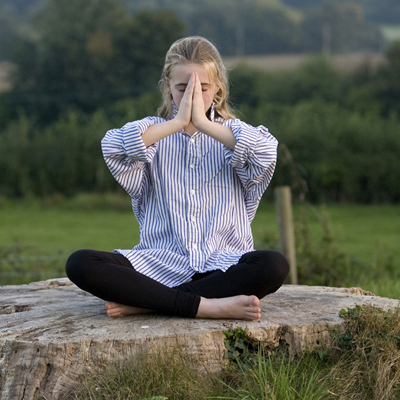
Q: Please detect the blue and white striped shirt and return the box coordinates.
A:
[101,108,278,287]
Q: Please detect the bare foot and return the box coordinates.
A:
[105,301,153,318]
[196,295,261,321]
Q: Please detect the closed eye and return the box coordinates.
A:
[175,84,187,92]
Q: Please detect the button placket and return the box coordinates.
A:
[187,136,199,259]
[186,137,200,271]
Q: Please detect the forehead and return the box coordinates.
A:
[169,63,211,83]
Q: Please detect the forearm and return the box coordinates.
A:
[195,119,237,150]
[141,118,185,147]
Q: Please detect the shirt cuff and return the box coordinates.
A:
[224,119,259,168]
[122,118,158,163]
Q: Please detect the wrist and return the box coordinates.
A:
[170,116,187,132]
[174,114,192,131]
[193,117,212,133]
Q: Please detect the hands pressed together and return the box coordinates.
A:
[175,72,209,133]
[142,71,237,150]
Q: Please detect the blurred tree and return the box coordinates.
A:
[7,0,185,123]
[183,0,301,55]
[374,41,400,116]
[0,0,45,16]
[282,0,400,24]
[0,15,17,60]
[300,1,383,53]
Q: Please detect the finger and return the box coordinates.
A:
[193,73,205,109]
[179,74,194,108]
[185,73,195,97]
[194,72,202,96]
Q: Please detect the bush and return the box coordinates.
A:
[271,101,400,203]
[0,93,159,198]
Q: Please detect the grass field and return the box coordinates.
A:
[0,196,399,298]
[254,202,400,266]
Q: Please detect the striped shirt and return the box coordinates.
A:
[101,107,278,287]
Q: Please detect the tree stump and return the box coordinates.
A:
[0,278,398,399]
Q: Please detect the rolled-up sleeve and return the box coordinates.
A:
[223,119,278,202]
[101,117,163,199]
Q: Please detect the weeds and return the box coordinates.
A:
[64,342,331,400]
[216,350,330,400]
[328,305,400,399]
[223,327,255,363]
[64,348,225,400]
[295,205,352,287]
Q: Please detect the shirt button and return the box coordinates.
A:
[190,164,195,169]
[191,215,196,222]
[193,243,197,250]
[190,138,195,144]
[190,189,195,195]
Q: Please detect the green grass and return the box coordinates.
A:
[253,202,400,299]
[253,202,400,266]
[0,194,139,284]
[0,196,139,256]
[0,195,399,298]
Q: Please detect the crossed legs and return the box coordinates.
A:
[65,249,289,320]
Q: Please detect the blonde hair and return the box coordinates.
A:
[157,36,236,121]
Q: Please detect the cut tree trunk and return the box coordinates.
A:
[0,278,398,399]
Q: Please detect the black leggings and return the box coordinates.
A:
[65,249,289,318]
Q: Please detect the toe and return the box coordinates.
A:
[250,296,260,307]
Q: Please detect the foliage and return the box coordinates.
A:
[2,47,400,202]
[294,205,351,287]
[64,336,330,400]
[230,45,400,203]
[274,101,400,203]
[282,0,400,25]
[181,0,301,56]
[0,0,385,71]
[64,347,225,400]
[373,41,400,116]
[4,0,185,123]
[299,1,383,53]
[328,305,400,399]
[0,93,159,198]
[218,350,330,400]
[223,327,253,362]
[126,0,383,55]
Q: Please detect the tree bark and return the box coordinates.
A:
[0,278,398,399]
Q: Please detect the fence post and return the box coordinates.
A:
[275,186,298,284]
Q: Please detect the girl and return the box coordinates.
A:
[66,36,289,321]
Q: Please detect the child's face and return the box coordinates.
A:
[168,63,218,113]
